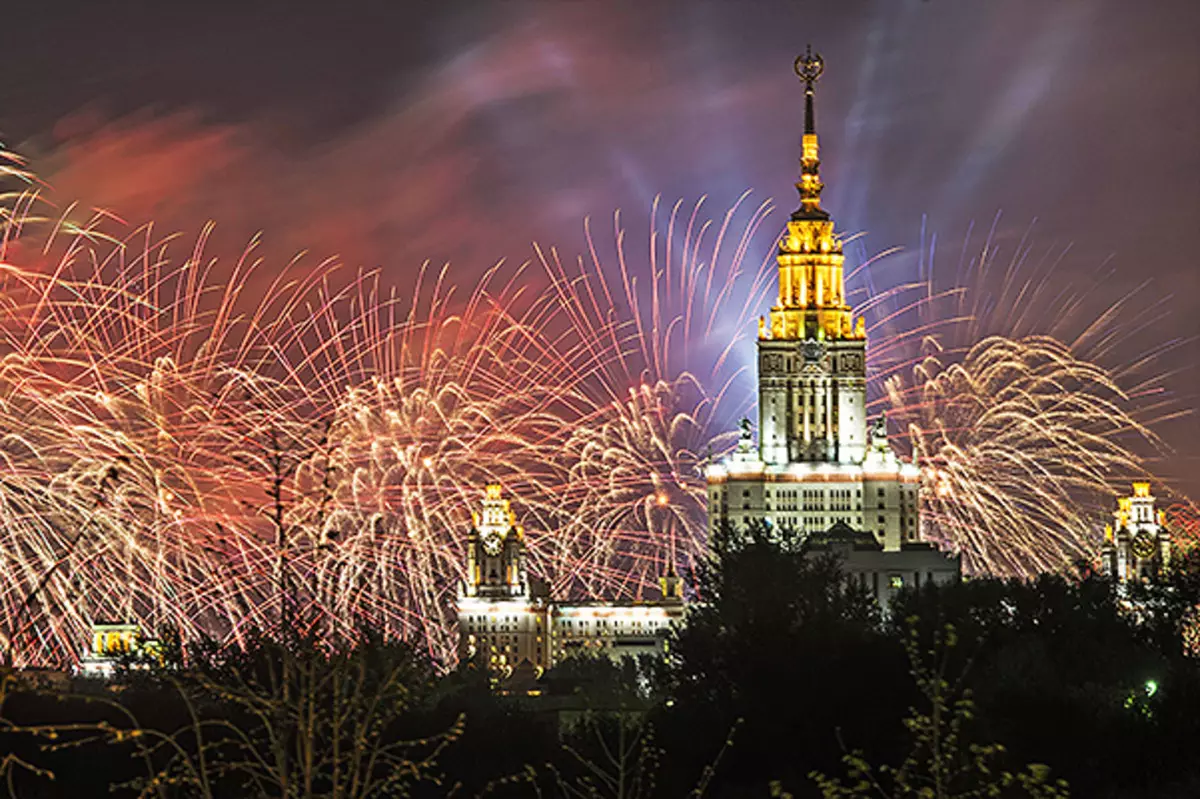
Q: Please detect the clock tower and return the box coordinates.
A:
[457,485,683,677]
[462,483,530,600]
[705,47,961,600]
[1102,482,1172,583]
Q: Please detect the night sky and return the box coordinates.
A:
[3,0,1197,496]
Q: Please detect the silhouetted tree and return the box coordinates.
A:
[807,621,1069,798]
[891,572,1200,797]
[651,520,911,797]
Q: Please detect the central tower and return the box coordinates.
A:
[706,47,936,559]
[758,46,867,466]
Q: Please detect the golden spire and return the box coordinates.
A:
[763,47,864,342]
[793,45,828,221]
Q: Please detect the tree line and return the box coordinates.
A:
[3,519,1200,797]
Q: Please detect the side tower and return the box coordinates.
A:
[457,485,550,673]
[1102,482,1172,583]
[758,46,867,467]
[462,484,530,601]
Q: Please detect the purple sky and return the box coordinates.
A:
[3,0,1197,497]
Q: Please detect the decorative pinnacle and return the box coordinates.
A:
[794,44,824,87]
[791,45,828,220]
[795,44,823,136]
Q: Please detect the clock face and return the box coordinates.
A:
[802,339,825,364]
[1132,531,1156,560]
[482,533,503,556]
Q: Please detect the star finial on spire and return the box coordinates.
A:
[794,44,824,86]
[792,45,828,220]
[794,44,824,134]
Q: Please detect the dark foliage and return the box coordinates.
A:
[890,554,1200,798]
[3,527,1200,797]
[650,521,913,797]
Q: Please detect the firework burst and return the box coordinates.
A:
[876,216,1188,575]
[0,183,783,666]
[0,167,1187,666]
[1165,502,1200,549]
[535,193,777,591]
[887,335,1159,574]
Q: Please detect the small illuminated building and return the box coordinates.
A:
[1101,482,1172,583]
[704,47,959,606]
[76,622,146,678]
[457,485,684,677]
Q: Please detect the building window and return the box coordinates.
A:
[889,575,904,589]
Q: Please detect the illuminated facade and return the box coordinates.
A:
[76,622,157,677]
[458,50,963,670]
[1101,482,1172,582]
[457,485,684,676]
[705,48,959,596]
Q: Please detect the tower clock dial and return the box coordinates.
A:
[1132,531,1156,559]
[482,532,502,556]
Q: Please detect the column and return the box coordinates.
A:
[802,381,811,447]
[826,379,835,459]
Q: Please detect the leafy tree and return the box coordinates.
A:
[1126,546,1200,659]
[2,629,464,798]
[891,573,1200,797]
[542,653,655,707]
[652,520,911,796]
[533,712,738,799]
[806,620,1069,798]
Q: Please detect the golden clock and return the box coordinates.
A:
[1131,531,1156,560]
[482,532,502,556]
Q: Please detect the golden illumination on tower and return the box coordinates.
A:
[762,46,864,343]
[1116,495,1132,528]
[476,483,522,540]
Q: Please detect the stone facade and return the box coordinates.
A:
[705,48,958,600]
[457,485,684,677]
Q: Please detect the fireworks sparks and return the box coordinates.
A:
[0,186,777,667]
[534,193,777,595]
[0,174,1187,667]
[886,335,1160,575]
[1166,502,1200,549]
[876,217,1187,576]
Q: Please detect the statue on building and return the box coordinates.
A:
[870,414,888,450]
[738,417,754,451]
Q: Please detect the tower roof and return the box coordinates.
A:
[763,45,860,342]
